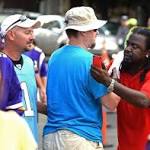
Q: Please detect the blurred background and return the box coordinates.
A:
[0,0,149,60]
[0,0,149,23]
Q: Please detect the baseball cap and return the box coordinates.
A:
[1,14,41,37]
[121,15,128,21]
[64,6,107,31]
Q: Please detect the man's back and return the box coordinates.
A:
[44,45,107,142]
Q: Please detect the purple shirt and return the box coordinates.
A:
[0,53,23,112]
[24,46,47,77]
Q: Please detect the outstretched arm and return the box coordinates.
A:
[91,65,150,108]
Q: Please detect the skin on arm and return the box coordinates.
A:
[41,76,47,88]
[101,92,120,111]
[91,65,150,108]
[35,73,47,103]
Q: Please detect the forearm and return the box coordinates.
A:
[113,80,150,107]
[35,74,44,89]
[91,65,150,107]
[102,92,120,111]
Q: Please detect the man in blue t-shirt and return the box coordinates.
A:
[43,6,120,150]
[24,43,47,103]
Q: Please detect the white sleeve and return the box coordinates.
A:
[108,50,124,78]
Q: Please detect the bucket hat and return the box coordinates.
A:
[64,6,107,31]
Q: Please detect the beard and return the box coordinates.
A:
[89,42,96,49]
[120,51,133,71]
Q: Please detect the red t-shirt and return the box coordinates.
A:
[117,70,150,150]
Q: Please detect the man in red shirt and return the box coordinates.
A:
[90,27,150,150]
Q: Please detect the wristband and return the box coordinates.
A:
[107,79,115,93]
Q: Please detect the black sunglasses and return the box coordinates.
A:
[6,15,27,31]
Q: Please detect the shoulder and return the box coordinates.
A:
[0,52,7,58]
[34,46,43,53]
[0,53,14,67]
[0,53,10,62]
[22,54,34,63]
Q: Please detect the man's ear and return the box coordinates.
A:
[6,30,15,41]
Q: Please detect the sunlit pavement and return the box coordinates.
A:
[38,111,118,150]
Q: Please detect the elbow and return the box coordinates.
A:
[138,98,150,108]
[104,104,117,112]
[142,101,150,108]
[107,103,117,111]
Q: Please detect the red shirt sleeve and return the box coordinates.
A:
[141,71,150,98]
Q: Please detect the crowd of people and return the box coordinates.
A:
[0,5,150,150]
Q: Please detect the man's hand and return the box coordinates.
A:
[39,87,47,104]
[90,65,112,87]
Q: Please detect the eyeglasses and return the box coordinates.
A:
[6,15,27,32]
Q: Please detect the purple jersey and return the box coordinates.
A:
[24,46,47,77]
[0,53,23,112]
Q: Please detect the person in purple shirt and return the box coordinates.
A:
[24,42,47,103]
[0,52,23,115]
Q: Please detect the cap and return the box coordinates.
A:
[64,6,107,31]
[1,14,41,37]
[121,15,128,21]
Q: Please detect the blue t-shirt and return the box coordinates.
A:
[0,53,22,112]
[14,54,38,142]
[44,45,108,142]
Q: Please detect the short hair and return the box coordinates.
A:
[65,29,79,38]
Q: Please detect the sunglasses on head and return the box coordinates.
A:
[6,15,27,31]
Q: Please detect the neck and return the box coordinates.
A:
[2,46,22,61]
[131,65,143,74]
[68,36,88,49]
[69,42,86,49]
